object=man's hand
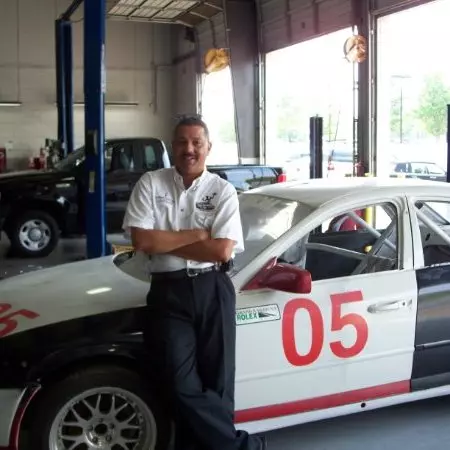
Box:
[131,227,210,255]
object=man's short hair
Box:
[173,115,210,141]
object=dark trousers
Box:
[144,270,262,450]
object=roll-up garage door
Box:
[371,0,435,15]
[259,0,353,53]
[196,12,227,61]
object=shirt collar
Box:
[173,167,208,191]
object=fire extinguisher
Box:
[0,148,6,173]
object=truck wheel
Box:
[28,366,171,450]
[9,210,59,258]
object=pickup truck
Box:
[0,137,286,258]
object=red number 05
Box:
[282,290,368,366]
[0,303,39,338]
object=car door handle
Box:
[367,299,412,313]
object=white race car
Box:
[2,177,450,450]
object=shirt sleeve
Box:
[122,172,155,233]
[211,185,245,254]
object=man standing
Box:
[122,117,266,450]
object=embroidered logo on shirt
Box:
[155,193,175,205]
[196,193,217,211]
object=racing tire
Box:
[27,365,171,450]
[8,210,59,258]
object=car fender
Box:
[27,340,150,385]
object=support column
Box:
[225,0,262,164]
[84,0,107,259]
[353,0,372,174]
[55,19,67,156]
[62,21,74,155]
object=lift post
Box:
[63,21,74,155]
[55,18,74,158]
[84,0,107,259]
[55,20,67,156]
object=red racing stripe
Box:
[234,380,410,423]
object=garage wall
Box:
[171,25,199,119]
[0,0,174,169]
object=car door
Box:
[232,195,417,420]
[406,196,450,389]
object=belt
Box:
[151,261,233,281]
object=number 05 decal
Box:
[0,303,39,338]
[282,290,368,366]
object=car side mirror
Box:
[242,257,312,294]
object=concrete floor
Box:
[0,232,128,280]
[2,236,450,448]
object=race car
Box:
[2,176,450,450]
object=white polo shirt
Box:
[122,167,245,273]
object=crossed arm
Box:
[130,228,235,263]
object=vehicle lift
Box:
[56,0,108,259]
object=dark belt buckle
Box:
[186,268,199,278]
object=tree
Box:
[276,95,304,142]
[416,74,450,138]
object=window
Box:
[425,163,445,175]
[231,194,312,275]
[144,144,158,170]
[111,143,134,171]
[414,200,450,266]
[410,162,426,174]
[280,202,399,281]
[223,169,255,192]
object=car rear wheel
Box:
[28,366,171,450]
[8,210,59,258]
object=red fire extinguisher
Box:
[0,148,6,173]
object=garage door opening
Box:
[265,27,355,181]
[200,66,239,165]
[376,0,450,181]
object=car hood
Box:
[0,169,71,187]
[1,255,149,337]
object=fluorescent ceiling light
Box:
[0,102,22,107]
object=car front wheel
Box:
[8,210,59,258]
[27,366,171,450]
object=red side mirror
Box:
[242,258,312,294]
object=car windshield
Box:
[231,193,312,274]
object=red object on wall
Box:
[0,148,6,173]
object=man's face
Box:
[172,125,211,177]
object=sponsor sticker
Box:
[236,304,281,326]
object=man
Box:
[122,117,266,450]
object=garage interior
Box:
[0,0,447,279]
